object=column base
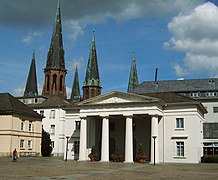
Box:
[124,161,134,163]
[100,160,109,163]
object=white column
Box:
[150,116,159,164]
[101,116,109,162]
[124,115,134,163]
[79,117,87,161]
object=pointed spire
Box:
[24,51,38,97]
[45,0,65,70]
[127,52,139,93]
[83,30,101,87]
[70,65,81,102]
[42,0,67,98]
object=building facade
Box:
[65,91,205,163]
[133,78,218,156]
[0,93,42,157]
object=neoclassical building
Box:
[65,91,205,163]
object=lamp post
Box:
[152,135,157,165]
[65,136,70,162]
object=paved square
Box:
[0,157,218,179]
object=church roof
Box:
[0,93,42,119]
[134,78,218,94]
[45,0,66,71]
[70,66,81,102]
[24,51,38,97]
[127,52,139,93]
[83,31,101,87]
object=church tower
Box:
[24,51,38,97]
[42,0,67,98]
[127,52,139,93]
[83,31,101,99]
[70,65,81,102]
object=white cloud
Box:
[68,57,85,71]
[12,86,25,97]
[165,2,218,77]
[22,32,42,45]
[64,20,85,41]
[174,64,190,76]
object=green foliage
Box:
[111,144,122,162]
[88,145,97,161]
[201,155,218,163]
[136,143,147,161]
[41,128,53,157]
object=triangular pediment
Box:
[76,91,162,106]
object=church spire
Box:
[83,31,101,99]
[42,0,67,98]
[70,65,81,102]
[127,52,139,93]
[24,51,38,97]
[45,0,65,70]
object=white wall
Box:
[163,105,204,163]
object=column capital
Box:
[101,115,109,119]
[124,114,133,118]
[80,116,87,120]
[151,114,159,118]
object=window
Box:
[29,121,33,131]
[91,89,95,97]
[74,141,80,154]
[207,92,217,97]
[21,120,25,131]
[176,142,184,156]
[176,118,184,129]
[50,125,55,135]
[75,121,80,131]
[40,110,44,117]
[51,141,54,148]
[50,110,55,119]
[190,92,200,97]
[28,140,32,149]
[20,139,25,149]
[213,107,218,113]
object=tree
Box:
[41,128,53,156]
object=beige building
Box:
[0,93,42,157]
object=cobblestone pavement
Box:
[0,157,218,180]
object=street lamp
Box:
[65,136,70,162]
[152,135,157,165]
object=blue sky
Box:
[1,0,218,98]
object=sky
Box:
[1,0,218,98]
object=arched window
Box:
[53,74,57,91]
[60,75,63,91]
[46,75,50,91]
[91,89,95,97]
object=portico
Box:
[77,91,163,163]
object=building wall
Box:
[0,115,42,157]
[37,108,66,156]
[163,106,204,163]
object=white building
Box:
[133,78,218,155]
[65,91,206,163]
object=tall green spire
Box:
[127,52,139,93]
[70,65,81,102]
[45,0,65,71]
[24,51,38,97]
[42,0,67,98]
[83,31,101,87]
